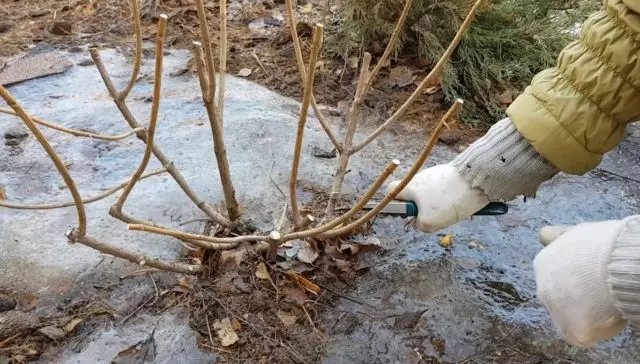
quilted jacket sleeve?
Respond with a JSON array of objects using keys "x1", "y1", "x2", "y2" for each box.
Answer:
[{"x1": 506, "y1": 0, "x2": 640, "y2": 175}]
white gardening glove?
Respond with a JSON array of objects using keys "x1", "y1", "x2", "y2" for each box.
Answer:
[
  {"x1": 533, "y1": 218, "x2": 640, "y2": 347},
  {"x1": 386, "y1": 163, "x2": 489, "y2": 232},
  {"x1": 386, "y1": 118, "x2": 559, "y2": 232}
]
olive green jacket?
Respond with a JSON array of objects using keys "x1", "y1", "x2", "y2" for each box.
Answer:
[{"x1": 507, "y1": 0, "x2": 640, "y2": 175}]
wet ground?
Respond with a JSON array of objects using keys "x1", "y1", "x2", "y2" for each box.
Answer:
[{"x1": 1, "y1": 46, "x2": 640, "y2": 363}]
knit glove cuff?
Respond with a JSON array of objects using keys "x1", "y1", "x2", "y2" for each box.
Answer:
[
  {"x1": 608, "y1": 215, "x2": 640, "y2": 327},
  {"x1": 451, "y1": 118, "x2": 559, "y2": 201}
]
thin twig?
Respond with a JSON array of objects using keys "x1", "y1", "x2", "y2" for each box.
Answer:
[
  {"x1": 118, "y1": 0, "x2": 142, "y2": 100},
  {"x1": 110, "y1": 15, "x2": 168, "y2": 222},
  {"x1": 0, "y1": 87, "x2": 87, "y2": 238},
  {"x1": 290, "y1": 24, "x2": 323, "y2": 229},
  {"x1": 351, "y1": 0, "x2": 482, "y2": 153},
  {"x1": 193, "y1": 7, "x2": 240, "y2": 221},
  {"x1": 282, "y1": 159, "x2": 399, "y2": 241},
  {"x1": 77, "y1": 235, "x2": 203, "y2": 274},
  {"x1": 195, "y1": 0, "x2": 217, "y2": 103},
  {"x1": 0, "y1": 168, "x2": 167, "y2": 210},
  {"x1": 217, "y1": 0, "x2": 227, "y2": 122},
  {"x1": 127, "y1": 223, "x2": 262, "y2": 245},
  {"x1": 205, "y1": 314, "x2": 215, "y2": 347},
  {"x1": 361, "y1": 0, "x2": 414, "y2": 93},
  {"x1": 325, "y1": 53, "x2": 372, "y2": 214},
  {"x1": 0, "y1": 108, "x2": 144, "y2": 141},
  {"x1": 319, "y1": 100, "x2": 463, "y2": 239},
  {"x1": 284, "y1": 0, "x2": 342, "y2": 152}
]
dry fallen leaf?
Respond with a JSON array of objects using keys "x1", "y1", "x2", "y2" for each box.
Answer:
[
  {"x1": 498, "y1": 90, "x2": 513, "y2": 105},
  {"x1": 18, "y1": 293, "x2": 38, "y2": 312},
  {"x1": 219, "y1": 249, "x2": 248, "y2": 266},
  {"x1": 231, "y1": 319, "x2": 242, "y2": 331},
  {"x1": 237, "y1": 68, "x2": 252, "y2": 77},
  {"x1": 300, "y1": 3, "x2": 313, "y2": 13},
  {"x1": 467, "y1": 241, "x2": 485, "y2": 249},
  {"x1": 295, "y1": 241, "x2": 318, "y2": 264},
  {"x1": 439, "y1": 233, "x2": 454, "y2": 249},
  {"x1": 64, "y1": 318, "x2": 83, "y2": 333},
  {"x1": 255, "y1": 262, "x2": 270, "y2": 280},
  {"x1": 276, "y1": 311, "x2": 297, "y2": 327},
  {"x1": 75, "y1": 3, "x2": 95, "y2": 17},
  {"x1": 213, "y1": 318, "x2": 239, "y2": 347},
  {"x1": 389, "y1": 66, "x2": 415, "y2": 88},
  {"x1": 178, "y1": 277, "x2": 194, "y2": 291},
  {"x1": 339, "y1": 243, "x2": 360, "y2": 255},
  {"x1": 38, "y1": 326, "x2": 66, "y2": 340},
  {"x1": 112, "y1": 329, "x2": 156, "y2": 364},
  {"x1": 286, "y1": 271, "x2": 320, "y2": 295},
  {"x1": 0, "y1": 185, "x2": 6, "y2": 200},
  {"x1": 282, "y1": 286, "x2": 308, "y2": 306}
]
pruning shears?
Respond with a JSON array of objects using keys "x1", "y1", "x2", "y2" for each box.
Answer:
[{"x1": 363, "y1": 200, "x2": 508, "y2": 217}]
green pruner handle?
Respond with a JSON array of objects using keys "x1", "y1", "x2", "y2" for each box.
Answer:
[{"x1": 404, "y1": 201, "x2": 508, "y2": 217}]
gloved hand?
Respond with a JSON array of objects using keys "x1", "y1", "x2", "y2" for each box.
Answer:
[
  {"x1": 387, "y1": 118, "x2": 559, "y2": 232},
  {"x1": 533, "y1": 217, "x2": 640, "y2": 347}
]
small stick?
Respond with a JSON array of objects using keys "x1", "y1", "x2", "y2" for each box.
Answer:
[
  {"x1": 111, "y1": 15, "x2": 168, "y2": 219},
  {"x1": 290, "y1": 24, "x2": 323, "y2": 229},
  {"x1": 325, "y1": 53, "x2": 371, "y2": 214},
  {"x1": 282, "y1": 159, "x2": 399, "y2": 241},
  {"x1": 284, "y1": 0, "x2": 342, "y2": 152},
  {"x1": 361, "y1": 0, "x2": 414, "y2": 93},
  {"x1": 118, "y1": 0, "x2": 142, "y2": 101},
  {"x1": 351, "y1": 0, "x2": 482, "y2": 154},
  {"x1": 217, "y1": 0, "x2": 228, "y2": 122},
  {"x1": 267, "y1": 230, "x2": 281, "y2": 261},
  {"x1": 318, "y1": 100, "x2": 463, "y2": 239},
  {"x1": 0, "y1": 86, "x2": 87, "y2": 238},
  {"x1": 0, "y1": 168, "x2": 166, "y2": 210},
  {"x1": 195, "y1": 0, "x2": 217, "y2": 103},
  {"x1": 192, "y1": 42, "x2": 208, "y2": 95},
  {"x1": 127, "y1": 223, "x2": 264, "y2": 245},
  {"x1": 77, "y1": 235, "x2": 203, "y2": 274},
  {"x1": 0, "y1": 108, "x2": 144, "y2": 141},
  {"x1": 193, "y1": 4, "x2": 240, "y2": 221}
]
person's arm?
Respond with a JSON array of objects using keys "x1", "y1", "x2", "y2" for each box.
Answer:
[{"x1": 388, "y1": 0, "x2": 640, "y2": 232}]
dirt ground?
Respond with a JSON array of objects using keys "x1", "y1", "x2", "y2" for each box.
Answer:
[{"x1": 2, "y1": 1, "x2": 640, "y2": 364}]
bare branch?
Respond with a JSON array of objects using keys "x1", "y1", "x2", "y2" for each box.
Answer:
[
  {"x1": 284, "y1": 0, "x2": 342, "y2": 152},
  {"x1": 118, "y1": 0, "x2": 143, "y2": 100},
  {"x1": 217, "y1": 0, "x2": 228, "y2": 123},
  {"x1": 0, "y1": 108, "x2": 143, "y2": 141},
  {"x1": 0, "y1": 168, "x2": 166, "y2": 210},
  {"x1": 192, "y1": 42, "x2": 209, "y2": 94},
  {"x1": 128, "y1": 223, "x2": 265, "y2": 245},
  {"x1": 195, "y1": 0, "x2": 217, "y2": 104},
  {"x1": 77, "y1": 235, "x2": 203, "y2": 274},
  {"x1": 362, "y1": 0, "x2": 414, "y2": 93},
  {"x1": 319, "y1": 100, "x2": 463, "y2": 239},
  {"x1": 283, "y1": 158, "x2": 399, "y2": 241},
  {"x1": 351, "y1": 0, "x2": 482, "y2": 154},
  {"x1": 325, "y1": 53, "x2": 372, "y2": 214},
  {"x1": 111, "y1": 15, "x2": 168, "y2": 221},
  {"x1": 290, "y1": 24, "x2": 323, "y2": 229},
  {"x1": 0, "y1": 86, "x2": 87, "y2": 238}
]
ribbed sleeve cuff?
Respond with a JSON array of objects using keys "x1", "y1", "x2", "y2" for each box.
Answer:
[
  {"x1": 451, "y1": 118, "x2": 559, "y2": 201},
  {"x1": 608, "y1": 215, "x2": 640, "y2": 327}
]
